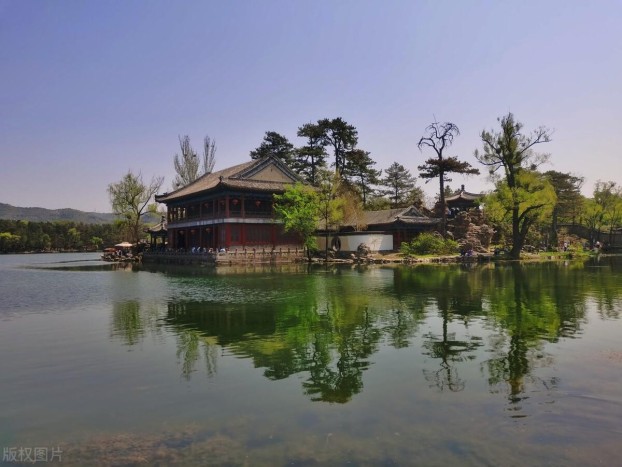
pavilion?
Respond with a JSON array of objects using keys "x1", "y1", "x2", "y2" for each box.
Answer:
[{"x1": 154, "y1": 156, "x2": 303, "y2": 251}]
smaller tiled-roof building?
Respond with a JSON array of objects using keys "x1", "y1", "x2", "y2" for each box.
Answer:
[
  {"x1": 335, "y1": 205, "x2": 441, "y2": 249},
  {"x1": 146, "y1": 215, "x2": 168, "y2": 250},
  {"x1": 155, "y1": 156, "x2": 302, "y2": 251},
  {"x1": 444, "y1": 185, "x2": 483, "y2": 217}
]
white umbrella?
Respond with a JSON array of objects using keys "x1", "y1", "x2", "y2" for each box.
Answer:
[{"x1": 115, "y1": 242, "x2": 133, "y2": 248}]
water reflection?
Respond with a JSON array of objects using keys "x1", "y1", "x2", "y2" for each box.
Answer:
[
  {"x1": 110, "y1": 259, "x2": 622, "y2": 408},
  {"x1": 110, "y1": 300, "x2": 162, "y2": 346}
]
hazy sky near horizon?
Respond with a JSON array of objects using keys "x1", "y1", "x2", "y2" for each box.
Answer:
[{"x1": 1, "y1": 0, "x2": 621, "y2": 212}]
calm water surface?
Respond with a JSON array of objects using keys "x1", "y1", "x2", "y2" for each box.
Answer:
[{"x1": 1, "y1": 253, "x2": 621, "y2": 466}]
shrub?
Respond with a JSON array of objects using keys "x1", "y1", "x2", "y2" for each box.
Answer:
[{"x1": 400, "y1": 232, "x2": 460, "y2": 256}]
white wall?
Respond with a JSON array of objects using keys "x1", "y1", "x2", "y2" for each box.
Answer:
[{"x1": 316, "y1": 233, "x2": 393, "y2": 252}]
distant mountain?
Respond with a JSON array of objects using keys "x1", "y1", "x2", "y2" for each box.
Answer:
[{"x1": 0, "y1": 202, "x2": 160, "y2": 224}]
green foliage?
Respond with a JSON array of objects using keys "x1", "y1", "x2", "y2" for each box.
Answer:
[
  {"x1": 0, "y1": 219, "x2": 121, "y2": 253},
  {"x1": 90, "y1": 236, "x2": 104, "y2": 249},
  {"x1": 0, "y1": 202, "x2": 117, "y2": 223},
  {"x1": 250, "y1": 131, "x2": 295, "y2": 165},
  {"x1": 418, "y1": 121, "x2": 479, "y2": 235},
  {"x1": 475, "y1": 113, "x2": 553, "y2": 258},
  {"x1": 484, "y1": 171, "x2": 556, "y2": 252},
  {"x1": 594, "y1": 181, "x2": 622, "y2": 240},
  {"x1": 67, "y1": 227, "x2": 82, "y2": 248},
  {"x1": 343, "y1": 148, "x2": 381, "y2": 207},
  {"x1": 400, "y1": 232, "x2": 459, "y2": 256},
  {"x1": 316, "y1": 169, "x2": 346, "y2": 231},
  {"x1": 365, "y1": 195, "x2": 392, "y2": 211},
  {"x1": 380, "y1": 162, "x2": 417, "y2": 208},
  {"x1": 292, "y1": 123, "x2": 328, "y2": 186},
  {"x1": 317, "y1": 117, "x2": 358, "y2": 175},
  {"x1": 108, "y1": 171, "x2": 163, "y2": 244},
  {"x1": 273, "y1": 183, "x2": 320, "y2": 254},
  {"x1": 0, "y1": 231, "x2": 21, "y2": 252}
]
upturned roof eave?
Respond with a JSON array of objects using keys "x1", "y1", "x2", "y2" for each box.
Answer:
[
  {"x1": 154, "y1": 155, "x2": 299, "y2": 204},
  {"x1": 155, "y1": 179, "x2": 293, "y2": 204}
]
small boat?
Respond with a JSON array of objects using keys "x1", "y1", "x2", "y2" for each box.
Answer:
[{"x1": 101, "y1": 245, "x2": 137, "y2": 262}]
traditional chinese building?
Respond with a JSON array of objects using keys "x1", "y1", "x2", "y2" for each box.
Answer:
[
  {"x1": 320, "y1": 205, "x2": 441, "y2": 251},
  {"x1": 154, "y1": 156, "x2": 302, "y2": 250},
  {"x1": 145, "y1": 215, "x2": 167, "y2": 250},
  {"x1": 445, "y1": 185, "x2": 483, "y2": 217}
]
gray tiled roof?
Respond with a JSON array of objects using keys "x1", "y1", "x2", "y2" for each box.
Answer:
[
  {"x1": 335, "y1": 206, "x2": 440, "y2": 229},
  {"x1": 445, "y1": 189, "x2": 482, "y2": 202},
  {"x1": 155, "y1": 156, "x2": 300, "y2": 203}
]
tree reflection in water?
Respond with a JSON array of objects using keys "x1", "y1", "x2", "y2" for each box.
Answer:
[
  {"x1": 110, "y1": 300, "x2": 162, "y2": 346},
  {"x1": 109, "y1": 259, "x2": 622, "y2": 406}
]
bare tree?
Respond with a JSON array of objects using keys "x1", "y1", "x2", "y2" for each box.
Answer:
[
  {"x1": 173, "y1": 134, "x2": 217, "y2": 189},
  {"x1": 173, "y1": 135, "x2": 199, "y2": 189},
  {"x1": 202, "y1": 135, "x2": 216, "y2": 175},
  {"x1": 418, "y1": 121, "x2": 479, "y2": 236}
]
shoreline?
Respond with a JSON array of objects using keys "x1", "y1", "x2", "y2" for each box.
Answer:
[{"x1": 142, "y1": 248, "x2": 604, "y2": 267}]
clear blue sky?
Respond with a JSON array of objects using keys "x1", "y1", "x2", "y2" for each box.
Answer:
[{"x1": 1, "y1": 0, "x2": 621, "y2": 212}]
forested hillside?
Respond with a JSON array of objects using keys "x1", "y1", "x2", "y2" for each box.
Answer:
[
  {"x1": 0, "y1": 202, "x2": 115, "y2": 223},
  {"x1": 0, "y1": 219, "x2": 124, "y2": 252}
]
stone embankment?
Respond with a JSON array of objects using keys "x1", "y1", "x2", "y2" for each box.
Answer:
[{"x1": 143, "y1": 247, "x2": 305, "y2": 266}]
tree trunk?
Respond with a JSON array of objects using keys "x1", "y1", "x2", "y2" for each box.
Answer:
[
  {"x1": 510, "y1": 205, "x2": 522, "y2": 259},
  {"x1": 439, "y1": 174, "x2": 447, "y2": 237},
  {"x1": 550, "y1": 207, "x2": 558, "y2": 248}
]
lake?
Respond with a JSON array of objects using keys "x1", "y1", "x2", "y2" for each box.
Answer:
[{"x1": 1, "y1": 253, "x2": 621, "y2": 466}]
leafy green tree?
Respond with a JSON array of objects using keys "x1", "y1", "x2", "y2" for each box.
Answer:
[
  {"x1": 39, "y1": 233, "x2": 52, "y2": 251},
  {"x1": 405, "y1": 186, "x2": 426, "y2": 207},
  {"x1": 250, "y1": 131, "x2": 294, "y2": 165},
  {"x1": 544, "y1": 171, "x2": 584, "y2": 245},
  {"x1": 90, "y1": 236, "x2": 104, "y2": 250},
  {"x1": 67, "y1": 227, "x2": 82, "y2": 249},
  {"x1": 339, "y1": 181, "x2": 367, "y2": 231},
  {"x1": 317, "y1": 169, "x2": 346, "y2": 259},
  {"x1": 293, "y1": 123, "x2": 328, "y2": 186},
  {"x1": 418, "y1": 121, "x2": 479, "y2": 236},
  {"x1": 0, "y1": 232, "x2": 21, "y2": 252},
  {"x1": 443, "y1": 184, "x2": 457, "y2": 198},
  {"x1": 379, "y1": 162, "x2": 417, "y2": 208},
  {"x1": 593, "y1": 180, "x2": 622, "y2": 245},
  {"x1": 107, "y1": 171, "x2": 163, "y2": 244},
  {"x1": 484, "y1": 170, "x2": 556, "y2": 253},
  {"x1": 581, "y1": 197, "x2": 604, "y2": 247},
  {"x1": 365, "y1": 195, "x2": 392, "y2": 211},
  {"x1": 475, "y1": 113, "x2": 554, "y2": 258},
  {"x1": 343, "y1": 148, "x2": 381, "y2": 207},
  {"x1": 273, "y1": 183, "x2": 320, "y2": 259},
  {"x1": 318, "y1": 117, "x2": 358, "y2": 175}
]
